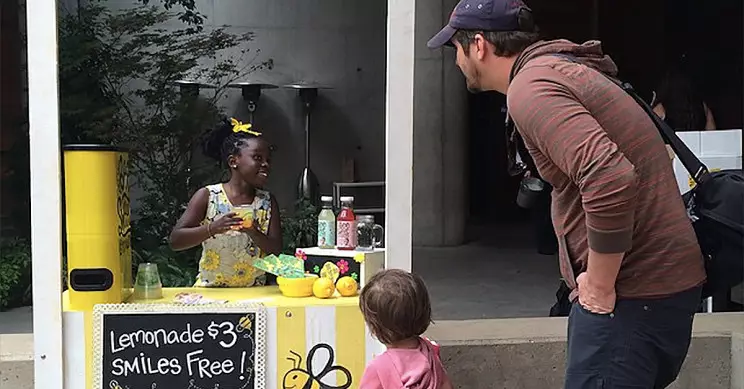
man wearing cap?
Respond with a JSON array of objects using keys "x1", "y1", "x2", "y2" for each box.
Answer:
[{"x1": 428, "y1": 1, "x2": 706, "y2": 388}]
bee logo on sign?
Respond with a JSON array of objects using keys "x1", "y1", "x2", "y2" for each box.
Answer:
[{"x1": 282, "y1": 343, "x2": 352, "y2": 389}]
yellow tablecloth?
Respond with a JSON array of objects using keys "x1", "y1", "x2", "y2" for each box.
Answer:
[{"x1": 63, "y1": 286, "x2": 359, "y2": 311}]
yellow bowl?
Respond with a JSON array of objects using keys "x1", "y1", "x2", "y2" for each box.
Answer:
[{"x1": 277, "y1": 274, "x2": 318, "y2": 298}]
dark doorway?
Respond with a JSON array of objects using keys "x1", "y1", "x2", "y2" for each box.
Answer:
[
  {"x1": 466, "y1": 91, "x2": 523, "y2": 224},
  {"x1": 466, "y1": 0, "x2": 743, "y2": 226},
  {"x1": 0, "y1": 0, "x2": 29, "y2": 237}
]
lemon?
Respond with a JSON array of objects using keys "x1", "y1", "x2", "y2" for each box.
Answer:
[
  {"x1": 336, "y1": 276, "x2": 359, "y2": 297},
  {"x1": 312, "y1": 277, "x2": 335, "y2": 299}
]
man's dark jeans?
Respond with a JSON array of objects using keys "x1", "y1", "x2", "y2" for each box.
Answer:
[{"x1": 564, "y1": 286, "x2": 702, "y2": 389}]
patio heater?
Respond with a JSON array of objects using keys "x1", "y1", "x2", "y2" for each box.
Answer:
[
  {"x1": 172, "y1": 80, "x2": 216, "y2": 191},
  {"x1": 285, "y1": 83, "x2": 331, "y2": 203},
  {"x1": 227, "y1": 82, "x2": 278, "y2": 125},
  {"x1": 173, "y1": 79, "x2": 216, "y2": 98}
]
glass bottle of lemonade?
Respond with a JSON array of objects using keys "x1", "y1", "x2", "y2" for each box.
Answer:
[
  {"x1": 317, "y1": 196, "x2": 336, "y2": 249},
  {"x1": 336, "y1": 196, "x2": 357, "y2": 250}
]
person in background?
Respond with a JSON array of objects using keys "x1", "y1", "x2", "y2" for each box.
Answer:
[
  {"x1": 359, "y1": 269, "x2": 454, "y2": 389},
  {"x1": 652, "y1": 66, "x2": 717, "y2": 160},
  {"x1": 428, "y1": 0, "x2": 706, "y2": 388},
  {"x1": 652, "y1": 66, "x2": 717, "y2": 131},
  {"x1": 169, "y1": 117, "x2": 282, "y2": 287}
]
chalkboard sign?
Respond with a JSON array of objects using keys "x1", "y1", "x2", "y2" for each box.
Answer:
[{"x1": 93, "y1": 303, "x2": 266, "y2": 389}]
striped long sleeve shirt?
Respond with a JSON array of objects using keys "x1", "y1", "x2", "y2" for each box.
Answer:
[{"x1": 507, "y1": 40, "x2": 706, "y2": 298}]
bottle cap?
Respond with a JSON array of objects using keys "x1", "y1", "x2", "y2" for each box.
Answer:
[
  {"x1": 340, "y1": 196, "x2": 354, "y2": 202},
  {"x1": 320, "y1": 196, "x2": 333, "y2": 202}
]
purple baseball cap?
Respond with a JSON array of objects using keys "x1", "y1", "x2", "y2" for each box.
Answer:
[{"x1": 427, "y1": 0, "x2": 531, "y2": 49}]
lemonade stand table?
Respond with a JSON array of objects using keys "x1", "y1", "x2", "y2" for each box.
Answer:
[
  {"x1": 62, "y1": 287, "x2": 385, "y2": 389},
  {"x1": 58, "y1": 145, "x2": 388, "y2": 389}
]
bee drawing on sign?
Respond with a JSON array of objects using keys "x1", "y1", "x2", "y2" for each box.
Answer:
[
  {"x1": 282, "y1": 343, "x2": 352, "y2": 389},
  {"x1": 108, "y1": 380, "x2": 129, "y2": 389},
  {"x1": 236, "y1": 314, "x2": 252, "y2": 338}
]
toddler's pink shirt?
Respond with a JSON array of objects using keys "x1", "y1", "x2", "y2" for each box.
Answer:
[{"x1": 359, "y1": 337, "x2": 450, "y2": 389}]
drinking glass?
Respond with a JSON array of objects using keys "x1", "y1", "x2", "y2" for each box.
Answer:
[
  {"x1": 232, "y1": 204, "x2": 255, "y2": 230},
  {"x1": 133, "y1": 263, "x2": 163, "y2": 300}
]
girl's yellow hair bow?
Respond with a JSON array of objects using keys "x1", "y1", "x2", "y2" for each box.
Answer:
[{"x1": 230, "y1": 118, "x2": 262, "y2": 136}]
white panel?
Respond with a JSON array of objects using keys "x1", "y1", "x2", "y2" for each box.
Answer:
[
  {"x1": 699, "y1": 129, "x2": 742, "y2": 156},
  {"x1": 62, "y1": 312, "x2": 85, "y2": 389},
  {"x1": 265, "y1": 307, "x2": 278, "y2": 389},
  {"x1": 304, "y1": 306, "x2": 336, "y2": 386},
  {"x1": 384, "y1": 0, "x2": 416, "y2": 271},
  {"x1": 27, "y1": 0, "x2": 65, "y2": 387}
]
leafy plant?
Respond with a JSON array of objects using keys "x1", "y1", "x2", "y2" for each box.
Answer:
[
  {"x1": 58, "y1": 1, "x2": 272, "y2": 286},
  {"x1": 139, "y1": 0, "x2": 206, "y2": 30},
  {"x1": 0, "y1": 238, "x2": 32, "y2": 311},
  {"x1": 281, "y1": 199, "x2": 320, "y2": 255}
]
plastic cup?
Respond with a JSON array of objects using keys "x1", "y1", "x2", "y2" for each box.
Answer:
[
  {"x1": 133, "y1": 263, "x2": 163, "y2": 300},
  {"x1": 232, "y1": 205, "x2": 255, "y2": 229}
]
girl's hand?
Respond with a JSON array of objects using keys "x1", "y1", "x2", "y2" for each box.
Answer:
[{"x1": 208, "y1": 212, "x2": 243, "y2": 236}]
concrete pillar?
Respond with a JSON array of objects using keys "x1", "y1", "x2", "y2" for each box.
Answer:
[{"x1": 412, "y1": 0, "x2": 468, "y2": 247}]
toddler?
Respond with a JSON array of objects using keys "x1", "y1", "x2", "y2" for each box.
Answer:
[{"x1": 359, "y1": 269, "x2": 454, "y2": 389}]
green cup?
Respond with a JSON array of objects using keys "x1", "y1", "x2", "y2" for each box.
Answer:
[{"x1": 133, "y1": 262, "x2": 163, "y2": 300}]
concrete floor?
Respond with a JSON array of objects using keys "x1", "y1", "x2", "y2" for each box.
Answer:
[
  {"x1": 0, "y1": 306, "x2": 32, "y2": 334},
  {"x1": 415, "y1": 227, "x2": 560, "y2": 320},
  {"x1": 0, "y1": 223, "x2": 561, "y2": 334}
]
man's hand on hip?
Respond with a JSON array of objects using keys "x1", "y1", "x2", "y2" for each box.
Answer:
[{"x1": 577, "y1": 272, "x2": 617, "y2": 314}]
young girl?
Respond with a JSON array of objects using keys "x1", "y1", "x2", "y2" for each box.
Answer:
[
  {"x1": 359, "y1": 269, "x2": 453, "y2": 389},
  {"x1": 169, "y1": 117, "x2": 282, "y2": 287}
]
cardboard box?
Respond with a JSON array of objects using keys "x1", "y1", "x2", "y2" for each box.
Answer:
[{"x1": 671, "y1": 130, "x2": 742, "y2": 194}]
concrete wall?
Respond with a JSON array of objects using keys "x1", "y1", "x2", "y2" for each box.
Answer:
[
  {"x1": 93, "y1": 0, "x2": 467, "y2": 246},
  {"x1": 17, "y1": 0, "x2": 472, "y2": 247},
  {"x1": 426, "y1": 314, "x2": 744, "y2": 389},
  {"x1": 3, "y1": 314, "x2": 742, "y2": 389},
  {"x1": 441, "y1": 336, "x2": 737, "y2": 389},
  {"x1": 100, "y1": 0, "x2": 388, "y2": 213},
  {"x1": 412, "y1": 0, "x2": 468, "y2": 246}
]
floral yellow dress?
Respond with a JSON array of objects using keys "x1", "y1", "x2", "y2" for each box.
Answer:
[{"x1": 195, "y1": 184, "x2": 271, "y2": 287}]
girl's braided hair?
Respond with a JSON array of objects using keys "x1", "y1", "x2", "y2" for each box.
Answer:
[{"x1": 202, "y1": 117, "x2": 263, "y2": 165}]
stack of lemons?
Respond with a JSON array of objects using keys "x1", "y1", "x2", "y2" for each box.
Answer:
[{"x1": 311, "y1": 262, "x2": 359, "y2": 298}]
